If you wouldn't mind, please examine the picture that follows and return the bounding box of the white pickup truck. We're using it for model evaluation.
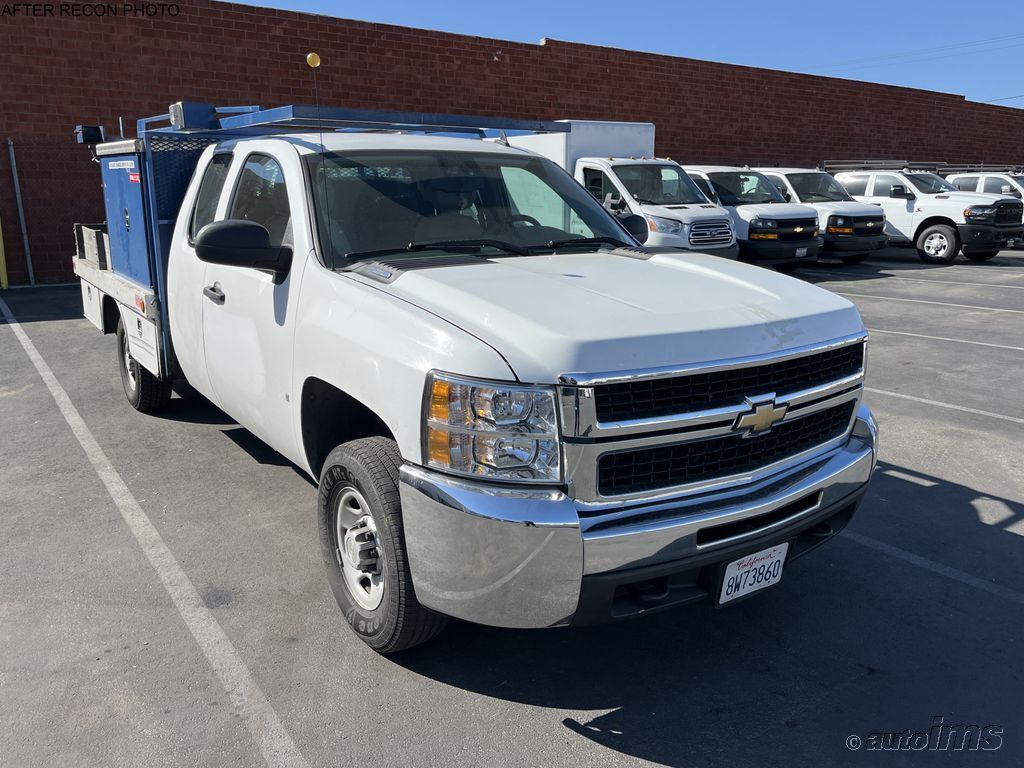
[73,102,878,653]
[756,168,888,265]
[505,120,739,257]
[831,166,1023,263]
[683,166,824,270]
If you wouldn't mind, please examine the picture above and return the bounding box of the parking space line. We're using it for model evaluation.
[866,328,1024,352]
[0,296,310,768]
[844,531,1024,607]
[865,387,1024,425]
[835,292,1024,314]
[805,269,1024,290]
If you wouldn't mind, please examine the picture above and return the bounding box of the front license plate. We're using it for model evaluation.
[795,247,808,257]
[719,542,789,605]
[1007,239,1015,248]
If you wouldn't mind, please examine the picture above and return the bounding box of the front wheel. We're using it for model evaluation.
[839,253,869,264]
[318,437,447,653]
[915,224,959,264]
[117,318,171,412]
[963,250,999,262]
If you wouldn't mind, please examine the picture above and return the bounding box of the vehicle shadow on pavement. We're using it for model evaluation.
[0,284,86,323]
[390,461,1023,767]
[796,247,1024,284]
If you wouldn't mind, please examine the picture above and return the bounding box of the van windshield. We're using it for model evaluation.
[707,171,787,205]
[905,173,959,194]
[786,173,853,202]
[305,150,631,263]
[614,164,708,205]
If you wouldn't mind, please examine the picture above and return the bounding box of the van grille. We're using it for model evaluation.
[777,217,818,242]
[851,215,885,235]
[594,342,864,423]
[597,402,855,496]
[689,219,733,247]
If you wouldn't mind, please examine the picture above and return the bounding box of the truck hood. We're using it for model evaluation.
[732,202,818,221]
[803,200,881,217]
[640,202,730,222]
[920,191,1015,206]
[364,251,863,383]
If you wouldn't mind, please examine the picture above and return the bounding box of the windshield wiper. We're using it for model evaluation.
[535,236,631,251]
[345,239,528,261]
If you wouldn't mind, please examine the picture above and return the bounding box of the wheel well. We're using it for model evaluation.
[101,295,120,334]
[301,378,395,479]
[913,216,958,244]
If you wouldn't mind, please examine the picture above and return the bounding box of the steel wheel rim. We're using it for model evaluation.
[924,232,948,256]
[122,332,137,390]
[334,486,384,611]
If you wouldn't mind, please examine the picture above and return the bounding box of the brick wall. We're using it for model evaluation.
[2,0,1023,284]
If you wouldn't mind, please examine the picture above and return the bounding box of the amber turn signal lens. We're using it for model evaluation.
[426,427,451,466]
[429,378,450,422]
[827,227,854,234]
[749,233,779,240]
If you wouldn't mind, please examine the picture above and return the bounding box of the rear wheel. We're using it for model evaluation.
[318,437,447,653]
[915,224,959,264]
[117,318,171,412]
[963,250,999,262]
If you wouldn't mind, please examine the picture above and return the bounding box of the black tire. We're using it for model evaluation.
[318,437,447,653]
[117,318,172,412]
[963,250,999,262]
[915,224,959,264]
[839,253,869,264]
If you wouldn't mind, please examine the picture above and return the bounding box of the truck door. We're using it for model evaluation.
[866,173,915,241]
[581,165,633,215]
[200,147,307,457]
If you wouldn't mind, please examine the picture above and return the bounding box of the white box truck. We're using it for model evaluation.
[506,121,738,257]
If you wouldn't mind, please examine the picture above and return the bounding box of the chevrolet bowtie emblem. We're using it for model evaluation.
[866,222,875,228]
[793,226,804,233]
[733,396,788,437]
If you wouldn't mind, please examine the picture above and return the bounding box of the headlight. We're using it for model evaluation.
[749,218,777,229]
[831,216,846,226]
[964,206,997,221]
[827,215,853,234]
[424,372,561,483]
[646,215,683,235]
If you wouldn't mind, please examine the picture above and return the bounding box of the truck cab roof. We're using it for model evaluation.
[214,131,537,157]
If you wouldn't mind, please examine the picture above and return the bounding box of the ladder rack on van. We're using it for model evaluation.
[821,160,946,173]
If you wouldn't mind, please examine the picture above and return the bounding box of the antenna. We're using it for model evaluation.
[306,51,337,266]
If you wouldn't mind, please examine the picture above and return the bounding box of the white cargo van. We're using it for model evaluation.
[757,168,887,265]
[506,121,738,257]
[684,166,823,270]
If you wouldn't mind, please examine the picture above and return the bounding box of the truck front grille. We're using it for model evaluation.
[996,202,1023,225]
[851,215,885,235]
[594,342,864,423]
[777,218,818,241]
[689,219,733,247]
[597,401,855,496]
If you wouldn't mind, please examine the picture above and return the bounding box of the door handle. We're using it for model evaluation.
[203,284,225,304]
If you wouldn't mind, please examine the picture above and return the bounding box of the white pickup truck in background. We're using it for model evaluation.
[830,164,1024,263]
[757,168,887,265]
[506,121,738,257]
[683,166,824,270]
[72,102,878,653]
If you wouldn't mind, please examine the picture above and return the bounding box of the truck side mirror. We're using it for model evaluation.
[889,184,914,199]
[773,184,791,202]
[603,192,626,213]
[618,213,649,244]
[195,220,292,283]
[1001,184,1021,198]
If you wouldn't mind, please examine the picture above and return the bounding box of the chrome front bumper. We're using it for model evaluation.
[400,403,878,629]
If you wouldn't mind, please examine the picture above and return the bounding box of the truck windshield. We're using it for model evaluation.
[707,172,786,206]
[305,150,631,263]
[614,164,708,205]
[786,173,853,203]
[905,173,959,194]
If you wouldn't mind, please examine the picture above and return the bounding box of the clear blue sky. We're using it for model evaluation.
[241,0,1024,107]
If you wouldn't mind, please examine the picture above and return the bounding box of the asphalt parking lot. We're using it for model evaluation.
[1,246,1022,768]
